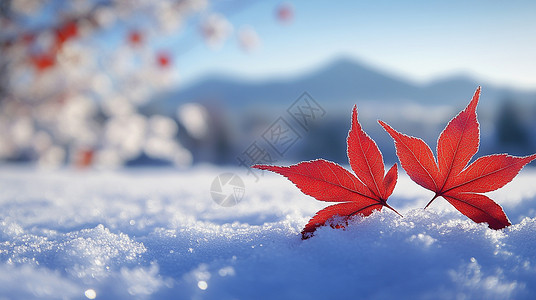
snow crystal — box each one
[0,166,536,299]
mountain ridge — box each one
[148,57,536,114]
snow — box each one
[1,165,536,299]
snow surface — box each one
[1,165,536,300]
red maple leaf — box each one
[379,87,536,229]
[253,105,400,239]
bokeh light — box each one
[84,288,97,299]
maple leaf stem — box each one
[384,203,403,217]
[424,194,439,209]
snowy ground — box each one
[1,165,536,300]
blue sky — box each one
[162,0,536,90]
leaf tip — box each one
[488,219,511,230]
[468,86,481,111]
[488,216,511,230]
[351,104,359,126]
[301,230,314,240]
[377,119,388,128]
[382,163,398,198]
[251,164,269,170]
[378,120,397,136]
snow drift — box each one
[1,166,536,299]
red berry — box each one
[276,3,293,23]
[156,52,171,68]
[128,30,143,46]
[31,53,55,71]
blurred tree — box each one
[495,99,532,154]
[0,0,265,168]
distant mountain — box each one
[147,56,536,115]
[143,56,536,165]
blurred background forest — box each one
[1,0,535,171]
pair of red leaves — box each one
[254,87,536,239]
